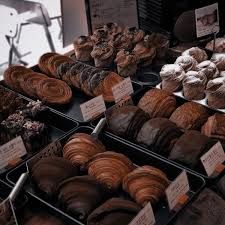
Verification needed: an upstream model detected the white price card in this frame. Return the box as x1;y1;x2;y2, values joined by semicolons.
201;142;225;177
195;3;219;38
112;77;134;103
129;202;155;225
0;136;27;170
80;95;106;122
166;171;190;211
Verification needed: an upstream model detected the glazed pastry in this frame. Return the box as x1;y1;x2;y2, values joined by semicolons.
31;157;78;196
206;38;225;53
175;55;198;72
86;151;134;190
91;42;115;68
206;77;225;108
91;28;109;43
124;27;145;44
196;60;219;80
133;35;156;67
182;47;208;63
57;176;106;220
169;130;216;168
136;118;182;155
160;64;185;92
36;78;72;105
211;53;225;71
138;89;177;118
115;49;138;77
87;198;140;225
170;102;209;130
182;71;207;100
63;133;105;168
73;36;93;62
123;166;169;206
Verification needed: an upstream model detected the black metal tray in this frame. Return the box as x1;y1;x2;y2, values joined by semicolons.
6;126;205;225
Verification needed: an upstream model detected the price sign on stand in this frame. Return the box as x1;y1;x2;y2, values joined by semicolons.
166;171;190;211
80;95;106;122
129;202;155;225
0;136;27;170
201;142;225;177
112;77;134;103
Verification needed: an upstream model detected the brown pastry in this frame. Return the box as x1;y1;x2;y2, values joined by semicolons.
91;27;109;43
182;71;207;100
160;64;185;92
175;55;198;72
123;166;169;206
36;78;72;105
211;53;225;71
86;151;134;191
206;38;225;53
115;49;138;77
182;47;208;63
138;89;177;118
91;42;115;68
196;60;219;80
57;176;107;220
87;198;140;225
170;102;209;130
63;133;105;168
124;27;145;45
73;36;93;62
104;22;123;38
206;77;225;108
31;157;78;196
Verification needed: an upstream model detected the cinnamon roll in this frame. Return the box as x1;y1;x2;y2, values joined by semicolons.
175;56;198;72
196;60;219;80
182;47;208;63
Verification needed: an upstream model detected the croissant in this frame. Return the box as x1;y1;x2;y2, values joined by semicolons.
63;133;106;168
57;176;106;220
31;157;78;196
123;166;169;206
86;151;134;191
87;198;141;225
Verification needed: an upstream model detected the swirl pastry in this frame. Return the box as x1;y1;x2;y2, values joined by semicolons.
24;214;66;225
115;49;138;77
91;42;115;68
206;38;225;53
36;78;72;105
124;27;145;44
175;56;198;72
196;60;219;80
91;28;109;43
182;71;207;100
206;77;225;108
57;176;106;220
170;102;209;130
56;62;75;80
87;198;140;225
73;36;93;62
123;166;169;206
182;47;208;63
133;36;156;67
160;64;185;92
138;89;177;118
63;133;105;168
136;118;182;155
86;151;134;190
31;157;78;196
211;53;225;71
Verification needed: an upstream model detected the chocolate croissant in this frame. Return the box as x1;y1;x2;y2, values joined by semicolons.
123;166;169;206
57;176;106;220
86;151;134;191
87;198;141;225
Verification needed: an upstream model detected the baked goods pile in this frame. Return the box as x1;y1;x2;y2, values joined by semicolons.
73;23;169;77
30;132;170;224
38;52;123;102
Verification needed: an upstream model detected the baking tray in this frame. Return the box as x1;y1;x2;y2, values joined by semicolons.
90;86;225;182
6;126;205;225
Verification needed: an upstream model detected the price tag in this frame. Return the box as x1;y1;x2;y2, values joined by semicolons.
129;202;155;225
112;77;134;103
0;136;27;170
195;3;219;38
166;171;190;211
201;142;225;177
80;95;106;122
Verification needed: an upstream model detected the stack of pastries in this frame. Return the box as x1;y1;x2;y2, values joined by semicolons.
30;132;170;225
38;52;123;102
73;23;169;77
160;46;225;109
